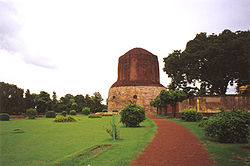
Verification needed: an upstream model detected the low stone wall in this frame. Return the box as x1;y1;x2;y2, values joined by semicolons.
179;95;250;113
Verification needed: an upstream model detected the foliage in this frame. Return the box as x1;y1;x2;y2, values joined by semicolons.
163;30;250;95
61;111;67;117
0;113;10;121
69;110;76;115
181;110;203;122
120;104;145;127
88;114;102;118
102;109;107;112
0;82;24;114
54;116;77;122
45;110;56;118
204;109;250;143
151;89;187;117
105;121;120;139
35;91;52;113
82;107;90;115
26;108;37;119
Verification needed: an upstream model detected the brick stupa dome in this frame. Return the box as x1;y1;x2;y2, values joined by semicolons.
111;47;164;87
108;48;166;112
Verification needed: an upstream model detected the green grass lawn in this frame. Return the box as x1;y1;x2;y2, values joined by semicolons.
156;114;250;166
0;115;156;166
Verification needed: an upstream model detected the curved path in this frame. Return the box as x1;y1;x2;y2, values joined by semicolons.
131;114;216;166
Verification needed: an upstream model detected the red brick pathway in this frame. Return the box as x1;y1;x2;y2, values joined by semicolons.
130;114;216;166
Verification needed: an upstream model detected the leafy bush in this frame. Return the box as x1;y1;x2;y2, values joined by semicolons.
102;109;108;112
120;104;145;127
88;114;102;118
82;107;90;115
54;116;77;122
69;110;76;115
61;111;67;117
26;108;37;119
0;113;10;121
105;121;120;139
204;109;250;143
198;117;209;127
45;111;56;118
181;110;203;122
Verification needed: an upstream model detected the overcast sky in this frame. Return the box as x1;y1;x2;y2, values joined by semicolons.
0;0;250;101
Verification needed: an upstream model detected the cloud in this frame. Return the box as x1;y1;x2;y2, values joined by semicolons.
0;0;56;69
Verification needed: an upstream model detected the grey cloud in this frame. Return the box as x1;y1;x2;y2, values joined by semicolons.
0;0;56;69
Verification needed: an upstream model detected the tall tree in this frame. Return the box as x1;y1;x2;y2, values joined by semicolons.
164;29;250;95
35;91;51;113
0;82;24;114
24;89;36;110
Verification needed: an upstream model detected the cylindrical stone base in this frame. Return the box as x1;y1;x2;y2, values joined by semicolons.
108;86;165;113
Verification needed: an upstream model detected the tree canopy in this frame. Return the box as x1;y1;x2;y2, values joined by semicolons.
163;29;250;95
0;82;107;115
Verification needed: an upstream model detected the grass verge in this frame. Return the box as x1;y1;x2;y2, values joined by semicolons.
0;115;156;166
155;114;250;166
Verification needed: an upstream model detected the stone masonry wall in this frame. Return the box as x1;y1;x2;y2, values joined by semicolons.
108;86;166;113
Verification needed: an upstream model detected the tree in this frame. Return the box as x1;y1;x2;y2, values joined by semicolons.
35;91;52;113
24;89;36;110
163;30;250;95
0;82;24;114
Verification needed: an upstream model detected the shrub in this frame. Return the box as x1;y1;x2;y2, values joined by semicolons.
61;111;67;117
120;104;145;127
0;113;10;121
204;109;249;143
102;109;108;112
88;114;102;118
70;110;76;115
105;122;120;140
181;110;203;122
198;117;209;127
26;108;37;119
82;107;90;115
45;111;56;118
54;116;77;122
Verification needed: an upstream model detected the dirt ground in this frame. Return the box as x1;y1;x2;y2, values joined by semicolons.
130;114;216;166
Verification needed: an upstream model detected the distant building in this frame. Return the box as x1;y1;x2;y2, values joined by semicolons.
108;48;165;112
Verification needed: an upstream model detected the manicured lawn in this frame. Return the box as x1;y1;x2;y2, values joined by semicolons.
156;114;250;166
0;115;156;166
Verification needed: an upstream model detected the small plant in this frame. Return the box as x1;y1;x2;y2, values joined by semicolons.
120;104;145;127
105;121;120;140
70;110;76;115
88;114;102;118
204;108;249;143
45;111;56;118
180;110;203;122
0;113;10;121
26;108;37;119
61;111;67;117
54;116;77;122
82;107;90;115
102;109;108;112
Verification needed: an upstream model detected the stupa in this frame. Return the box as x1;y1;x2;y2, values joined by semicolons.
107;48;165;112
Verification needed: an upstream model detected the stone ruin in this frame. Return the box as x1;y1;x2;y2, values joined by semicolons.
107;48;166;112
